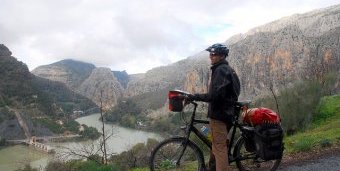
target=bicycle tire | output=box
[149,137,205,171]
[234,136,281,171]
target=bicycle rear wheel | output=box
[234,137,281,171]
[149,137,204,171]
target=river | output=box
[0,113,161,171]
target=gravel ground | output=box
[278,154,340,171]
[277,145,340,171]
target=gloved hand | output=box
[186,94,198,101]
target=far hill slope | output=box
[32,5,340,118]
[0,44,97,139]
[32,60,123,110]
[128,4,340,101]
[78,67,123,110]
[32,59,95,89]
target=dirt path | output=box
[9,108,31,138]
[277,145,340,171]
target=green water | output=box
[0,113,161,171]
[0,145,51,171]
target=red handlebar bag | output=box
[242,107,280,126]
[168,91,184,112]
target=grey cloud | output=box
[0,0,339,73]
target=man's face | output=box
[209,53,224,65]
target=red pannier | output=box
[241,107,280,126]
[168,90,185,112]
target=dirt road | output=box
[277,145,340,171]
[278,154,340,171]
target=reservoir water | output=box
[0,113,161,171]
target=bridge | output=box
[7,135,82,153]
[6,107,81,153]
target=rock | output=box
[78,67,123,110]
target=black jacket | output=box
[194,59,240,124]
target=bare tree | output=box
[100,90,108,164]
[58,89,115,165]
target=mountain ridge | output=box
[31,4,340,119]
[0,44,97,140]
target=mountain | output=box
[78,67,123,110]
[0,44,97,139]
[32,59,95,89]
[127,4,340,101]
[111,5,340,122]
[227,5,340,98]
[32,5,340,122]
[33,60,123,110]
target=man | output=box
[188,43,240,171]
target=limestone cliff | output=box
[32,5,340,114]
[0,44,97,139]
[32,59,95,89]
[32,60,124,110]
[78,67,123,110]
[227,4,340,99]
[124,52,209,97]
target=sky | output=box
[0,0,339,74]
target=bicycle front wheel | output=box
[234,137,281,171]
[149,137,204,171]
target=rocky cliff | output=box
[32,5,340,114]
[124,52,209,97]
[32,59,95,89]
[227,4,340,99]
[33,60,123,110]
[78,67,123,110]
[0,44,97,139]
[123,5,340,113]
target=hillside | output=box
[32,59,95,89]
[0,44,97,140]
[30,5,340,129]
[33,60,124,110]
[127,5,340,99]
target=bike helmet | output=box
[206,43,229,57]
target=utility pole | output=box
[100,90,107,164]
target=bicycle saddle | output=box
[235,100,252,107]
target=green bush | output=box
[45,160,114,171]
[314,95,340,124]
[255,80,324,134]
[68,160,112,171]
[105,99,142,128]
[14,164,38,171]
[111,138,159,170]
[64,120,80,133]
[81,125,101,140]
[292,136,314,152]
[320,139,332,147]
[33,118,64,134]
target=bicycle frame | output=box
[182,101,249,164]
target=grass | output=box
[131,95,340,170]
[284,95,340,153]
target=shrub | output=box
[255,79,324,134]
[292,136,314,152]
[14,165,38,171]
[320,139,332,148]
[314,95,340,124]
[111,138,159,170]
[68,160,112,171]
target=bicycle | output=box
[149,90,282,171]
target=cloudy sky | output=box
[0,0,338,74]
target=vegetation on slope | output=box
[284,95,340,152]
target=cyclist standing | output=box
[187,43,240,171]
